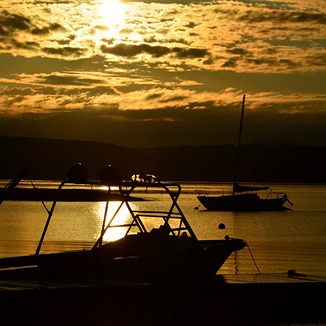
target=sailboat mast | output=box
[232,94,246,195]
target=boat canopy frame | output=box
[0,170,199,257]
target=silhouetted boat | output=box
[197,95,293,211]
[0,164,246,283]
[197,184,291,211]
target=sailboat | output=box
[197,95,293,211]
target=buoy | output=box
[218,223,226,230]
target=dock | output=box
[0,272,325,325]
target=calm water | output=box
[0,181,325,277]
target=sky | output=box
[0,0,325,147]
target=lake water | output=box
[0,181,325,278]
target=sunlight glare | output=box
[100,0,125,28]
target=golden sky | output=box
[0,0,325,147]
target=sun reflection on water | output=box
[96,201,131,242]
[95,199,170,243]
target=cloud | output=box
[0,9,67,39]
[101,42,210,62]
[0,0,325,147]
[0,10,31,36]
[31,23,66,35]
[42,46,86,57]
[1,1,324,72]
[238,9,326,24]
[101,43,170,57]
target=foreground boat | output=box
[0,164,246,283]
[197,95,293,211]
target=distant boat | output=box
[0,164,247,282]
[197,95,293,211]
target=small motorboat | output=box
[0,164,246,283]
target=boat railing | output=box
[0,163,202,255]
[95,187,195,247]
[1,164,200,254]
[265,189,284,199]
[133,211,188,235]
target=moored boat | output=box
[0,164,247,283]
[197,95,293,211]
[197,183,291,211]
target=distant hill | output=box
[1,136,325,183]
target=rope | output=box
[247,243,261,274]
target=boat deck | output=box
[0,272,324,326]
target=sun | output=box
[100,0,125,28]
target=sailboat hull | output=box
[197,193,288,211]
